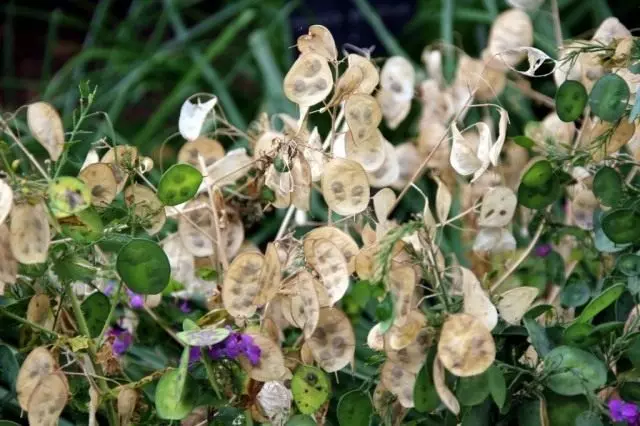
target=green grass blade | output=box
[441,0,455,82]
[41,10,62,91]
[351,0,410,58]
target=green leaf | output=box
[523,316,553,357]
[182,318,199,332]
[546,393,589,426]
[286,415,317,426]
[291,365,330,415]
[630,89,640,121]
[0,344,19,392]
[592,167,623,207]
[176,346,190,398]
[560,280,591,307]
[543,346,607,396]
[525,304,554,320]
[157,164,203,206]
[461,399,491,426]
[521,160,553,187]
[563,322,595,347]
[155,369,195,420]
[555,80,588,122]
[517,160,562,209]
[589,73,630,122]
[61,206,104,243]
[513,136,535,149]
[47,176,92,218]
[628,276,640,296]
[456,371,490,406]
[54,255,96,282]
[414,361,441,413]
[176,327,230,347]
[594,210,630,253]
[575,411,604,426]
[81,291,111,338]
[576,283,625,323]
[618,254,640,277]
[518,400,544,426]
[625,335,640,368]
[337,390,372,426]
[487,365,506,409]
[116,239,170,294]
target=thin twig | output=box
[550,0,564,49]
[276,204,297,240]
[0,117,51,182]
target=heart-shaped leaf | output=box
[291,365,330,415]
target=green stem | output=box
[441,0,455,83]
[0,307,60,337]
[351,0,409,59]
[200,349,222,399]
[65,282,118,426]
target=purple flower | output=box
[126,289,144,309]
[179,299,191,313]
[189,347,201,365]
[103,281,116,296]
[206,331,262,366]
[107,325,133,357]
[609,399,640,423]
[535,244,552,257]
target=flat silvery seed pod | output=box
[303,127,325,182]
[478,186,517,227]
[571,189,598,230]
[437,313,496,377]
[16,347,56,411]
[367,141,400,188]
[345,129,385,172]
[101,145,139,193]
[80,149,100,171]
[124,184,166,235]
[387,310,426,351]
[257,381,292,425]
[392,143,420,190]
[27,372,68,426]
[389,266,417,322]
[306,307,355,372]
[78,163,117,207]
[224,212,245,260]
[541,112,576,147]
[381,361,417,408]
[0,224,17,284]
[487,9,533,69]
[592,17,631,45]
[347,54,380,95]
[473,227,517,253]
[284,53,333,107]
[380,56,415,102]
[27,294,51,326]
[0,180,13,225]
[377,89,411,130]
[289,270,321,338]
[321,158,370,216]
[449,122,490,182]
[27,102,64,161]
[291,153,312,211]
[238,332,289,382]
[461,267,498,330]
[386,328,432,373]
[455,54,507,101]
[205,148,253,188]
[178,96,217,141]
[373,187,396,224]
[10,201,50,264]
[297,25,337,61]
[434,177,452,224]
[303,226,359,274]
[345,94,382,140]
[497,287,539,325]
[367,323,385,351]
[254,243,281,306]
[355,244,377,280]
[327,66,364,107]
[177,197,215,257]
[433,357,460,415]
[310,239,349,305]
[177,137,225,171]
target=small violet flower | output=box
[179,299,191,314]
[126,289,145,309]
[609,399,640,424]
[189,329,262,367]
[107,325,133,357]
[535,243,552,257]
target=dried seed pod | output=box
[345,129,385,172]
[177,137,225,171]
[497,287,539,325]
[16,347,56,410]
[387,310,427,351]
[347,54,380,95]
[487,9,533,69]
[9,201,50,264]
[373,188,396,224]
[124,184,166,235]
[437,313,496,376]
[0,225,17,284]
[27,372,68,425]
[433,357,460,415]
[389,265,417,323]
[257,381,292,425]
[321,158,370,216]
[367,141,400,188]
[345,94,382,136]
[434,177,452,223]
[303,226,359,273]
[297,25,338,61]
[101,145,139,193]
[309,239,349,305]
[302,127,325,182]
[117,388,138,426]
[27,102,65,161]
[81,149,100,171]
[27,294,51,327]
[328,65,365,107]
[291,153,312,211]
[355,244,377,281]
[589,120,635,161]
[206,148,253,187]
[222,252,264,318]
[478,186,517,227]
[455,54,507,102]
[79,163,118,207]
[306,307,355,372]
[381,361,417,408]
[0,180,13,226]
[262,317,283,345]
[554,43,584,87]
[377,88,412,130]
[449,122,490,182]
[177,197,215,257]
[462,267,498,330]
[254,243,282,306]
[367,323,385,351]
[386,328,432,373]
[473,227,517,253]
[284,53,333,107]
[289,270,321,338]
[592,17,631,45]
[300,341,315,365]
[238,332,289,381]
[541,112,576,147]
[313,278,332,308]
[178,96,217,141]
[254,131,284,159]
[380,57,415,102]
[571,188,599,230]
[392,143,421,190]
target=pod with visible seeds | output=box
[289,270,321,338]
[321,158,370,216]
[387,310,426,351]
[254,243,281,306]
[367,141,400,188]
[303,226,359,274]
[389,266,416,324]
[27,102,65,161]
[222,252,264,318]
[79,163,118,207]
[27,372,68,426]
[0,224,17,284]
[291,153,312,211]
[9,201,50,264]
[497,287,539,325]
[16,347,56,411]
[177,197,215,257]
[284,53,333,107]
[47,177,92,219]
[380,57,415,102]
[478,186,517,227]
[347,54,380,95]
[124,184,166,235]
[101,145,139,193]
[238,332,289,382]
[178,137,225,171]
[381,361,417,408]
[306,307,355,372]
[309,239,349,305]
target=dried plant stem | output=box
[201,350,223,399]
[550,0,563,49]
[490,217,546,292]
[276,204,297,240]
[510,79,555,108]
[0,119,51,182]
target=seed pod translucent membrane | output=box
[101,145,139,193]
[497,287,539,325]
[347,54,380,95]
[178,137,225,171]
[433,357,460,415]
[297,25,338,61]
[27,102,65,161]
[16,347,56,411]
[478,186,517,227]
[27,372,68,425]
[387,310,426,350]
[487,9,533,69]
[321,158,370,216]
[222,252,264,318]
[177,197,215,257]
[434,177,452,223]
[205,148,253,187]
[389,266,417,323]
[462,267,498,330]
[310,239,349,305]
[367,141,400,188]
[289,270,321,338]
[0,179,13,226]
[79,163,118,207]
[124,184,166,235]
[284,53,333,107]
[10,201,50,264]
[238,332,289,382]
[0,224,17,284]
[254,243,282,306]
[377,88,411,130]
[473,227,517,253]
[303,226,359,274]
[306,307,355,372]
[178,96,217,141]
[380,56,415,102]
[345,129,385,172]
[381,361,417,408]
[291,153,312,211]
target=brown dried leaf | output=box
[124,184,166,235]
[321,158,370,216]
[79,163,118,207]
[10,201,50,264]
[437,313,496,376]
[309,239,349,305]
[27,102,65,161]
[284,53,333,107]
[306,307,355,372]
[223,252,264,318]
[254,243,282,306]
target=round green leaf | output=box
[0,344,19,392]
[456,372,490,406]
[487,365,506,409]
[414,362,441,413]
[291,365,330,415]
[81,291,111,338]
[337,390,372,426]
[555,80,588,122]
[517,177,563,209]
[286,415,317,426]
[176,327,230,347]
[589,73,630,122]
[543,346,607,396]
[116,239,170,294]
[576,411,603,426]
[513,136,535,149]
[602,209,640,244]
[618,254,640,277]
[155,369,194,420]
[576,283,625,323]
[560,281,591,307]
[562,322,595,347]
[521,160,553,187]
[61,207,104,243]
[592,167,623,207]
[625,335,640,368]
[157,164,203,206]
[546,392,589,425]
[47,176,92,218]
